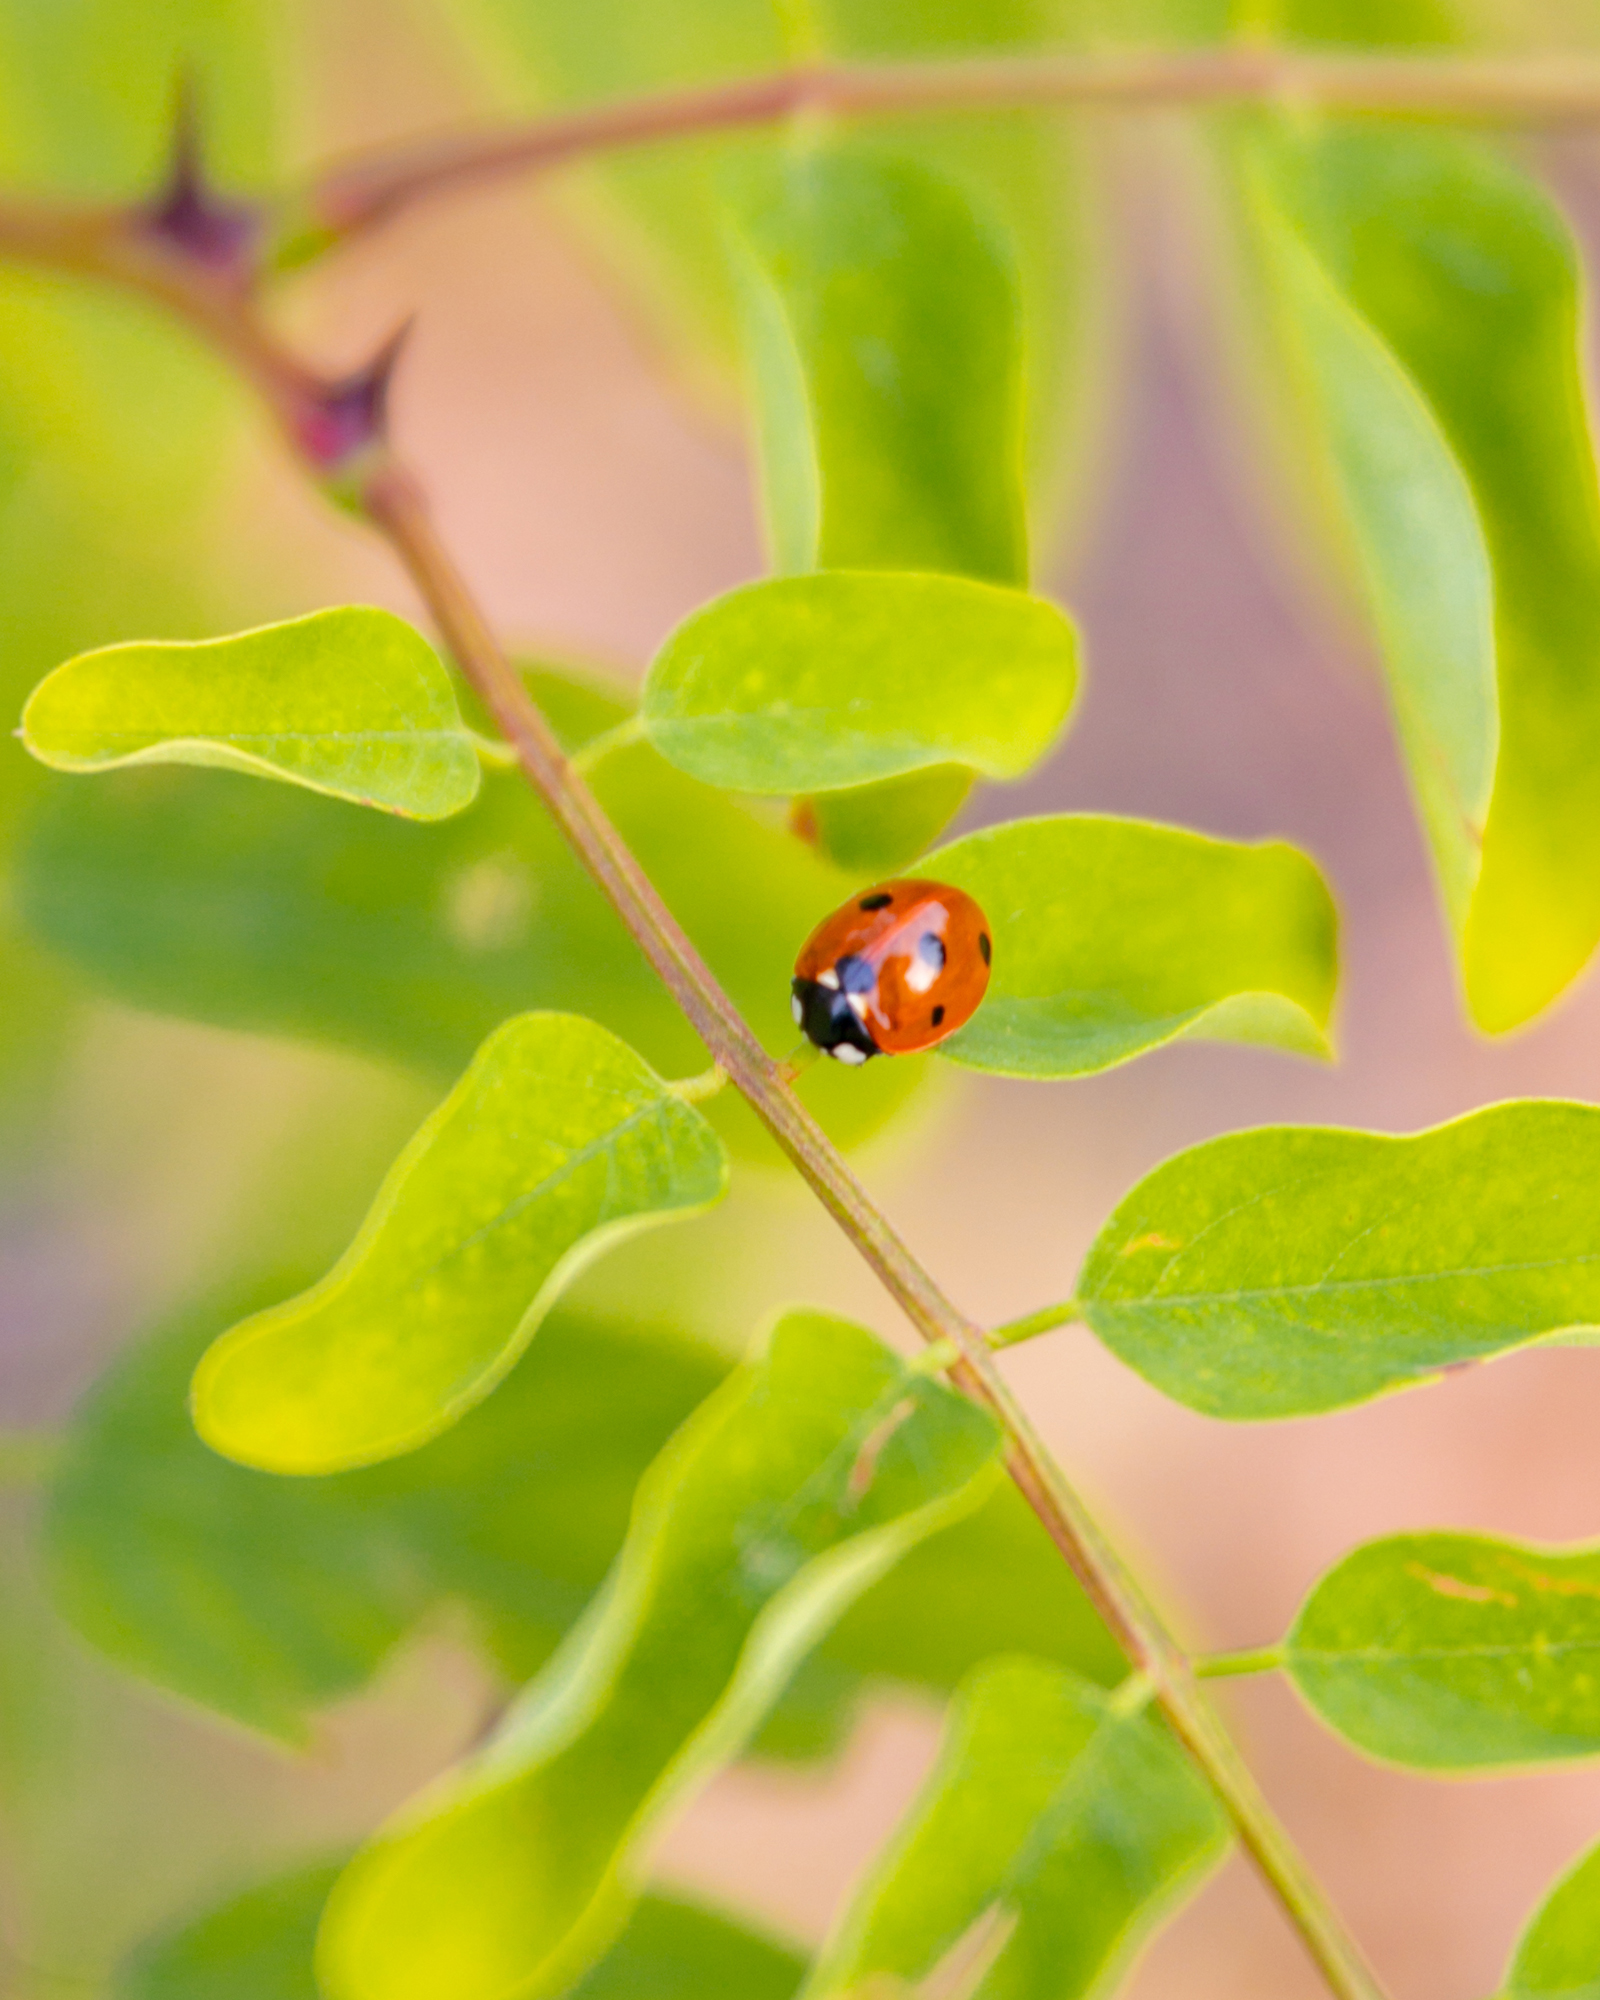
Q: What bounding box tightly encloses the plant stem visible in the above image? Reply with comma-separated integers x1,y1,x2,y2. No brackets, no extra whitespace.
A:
1198,1645,1288,1680
357,455,1389,2000
989,1298,1082,1348
299,48,1600,252
0,158,1392,2000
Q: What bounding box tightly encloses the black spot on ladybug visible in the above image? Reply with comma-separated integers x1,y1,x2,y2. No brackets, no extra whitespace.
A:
859,892,893,911
932,1005,946,1027
978,932,992,965
835,952,876,995
916,932,946,972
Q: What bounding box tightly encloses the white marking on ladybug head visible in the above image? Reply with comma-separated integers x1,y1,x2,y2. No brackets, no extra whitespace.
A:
791,993,804,1025
817,967,840,990
829,1043,868,1064
847,992,870,1019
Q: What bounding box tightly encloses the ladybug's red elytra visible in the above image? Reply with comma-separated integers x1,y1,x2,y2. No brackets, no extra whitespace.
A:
791,879,992,1063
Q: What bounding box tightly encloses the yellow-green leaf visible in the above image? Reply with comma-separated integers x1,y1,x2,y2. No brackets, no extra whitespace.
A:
1236,121,1600,1030
316,1310,1001,2000
806,1659,1226,1999
1501,1836,1600,2000
20,607,481,820
642,571,1077,796
922,814,1337,1078
191,1015,728,1474
1288,1531,1600,1770
1079,1102,1600,1419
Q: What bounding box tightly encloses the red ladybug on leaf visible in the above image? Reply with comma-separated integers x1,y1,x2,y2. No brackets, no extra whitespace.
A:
791,879,992,1063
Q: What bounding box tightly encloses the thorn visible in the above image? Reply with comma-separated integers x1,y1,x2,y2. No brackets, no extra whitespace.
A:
143,68,260,276
296,318,415,473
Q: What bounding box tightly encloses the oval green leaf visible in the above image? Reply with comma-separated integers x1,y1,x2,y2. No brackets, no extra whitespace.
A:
806,1658,1226,2000
191,1014,728,1474
20,606,481,820
1288,1531,1600,1770
1501,1837,1600,2000
731,141,1026,585
1078,1101,1600,1420
641,571,1078,795
316,1310,1001,2000
918,814,1337,1078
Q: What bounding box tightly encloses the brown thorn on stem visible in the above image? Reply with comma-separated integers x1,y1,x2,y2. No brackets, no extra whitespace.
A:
294,317,415,476
141,68,260,280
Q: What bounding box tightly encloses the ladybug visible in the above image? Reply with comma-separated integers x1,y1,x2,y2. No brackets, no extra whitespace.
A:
791,879,992,1063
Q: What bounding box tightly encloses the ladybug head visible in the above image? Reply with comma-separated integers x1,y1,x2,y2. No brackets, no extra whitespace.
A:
790,960,879,1064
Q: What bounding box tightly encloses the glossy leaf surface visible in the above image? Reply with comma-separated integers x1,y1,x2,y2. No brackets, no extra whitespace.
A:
17,678,927,1156
807,1658,1227,1999
123,1865,803,2000
192,1015,727,1474
1288,1532,1600,1769
641,571,1077,795
21,608,481,820
1501,1837,1600,2000
1079,1101,1600,1420
920,814,1337,1077
1239,122,1600,1030
732,142,1025,584
317,1312,1001,2000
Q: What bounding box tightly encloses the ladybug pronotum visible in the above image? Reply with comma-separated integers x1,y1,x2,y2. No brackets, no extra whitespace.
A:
791,879,993,1063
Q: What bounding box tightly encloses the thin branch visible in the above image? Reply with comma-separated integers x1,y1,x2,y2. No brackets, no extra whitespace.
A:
1199,1646,1288,1680
298,47,1600,253
989,1297,1081,1348
0,174,1390,2000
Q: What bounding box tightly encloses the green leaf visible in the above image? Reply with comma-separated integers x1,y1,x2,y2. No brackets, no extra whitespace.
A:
17,679,929,1157
919,814,1337,1078
798,766,975,877
566,1895,805,2000
642,571,1077,795
122,1865,803,2000
47,1290,728,1743
20,607,481,821
731,142,1025,585
316,1311,1002,2000
806,1658,1227,1999
1236,122,1600,1031
1078,1101,1600,1420
1233,140,1493,935
1286,1531,1600,1770
1501,1836,1600,2000
825,1484,1126,1697
191,1014,728,1474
